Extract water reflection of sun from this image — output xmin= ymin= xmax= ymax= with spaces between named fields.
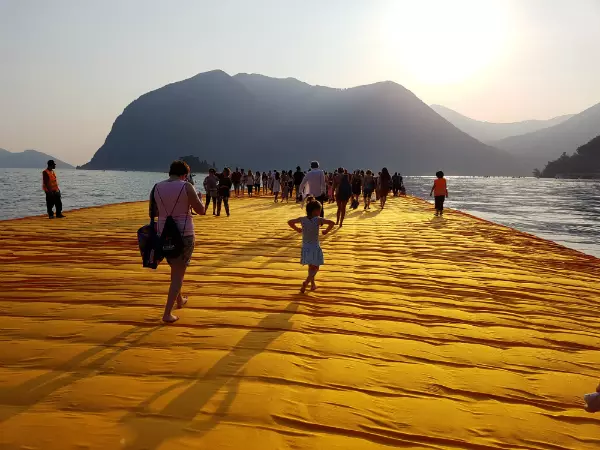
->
xmin=378 ymin=0 xmax=511 ymax=85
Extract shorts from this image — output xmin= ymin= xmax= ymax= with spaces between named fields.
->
xmin=233 ymin=183 xmax=240 ymax=190
xmin=363 ymin=189 xmax=373 ymax=197
xmin=166 ymin=236 xmax=195 ymax=267
xmin=352 ymin=185 xmax=361 ymax=195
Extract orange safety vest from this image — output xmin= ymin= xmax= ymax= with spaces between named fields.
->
xmin=43 ymin=169 xmax=59 ymax=192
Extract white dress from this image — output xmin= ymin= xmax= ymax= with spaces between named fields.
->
xmin=300 ymin=216 xmax=324 ymax=266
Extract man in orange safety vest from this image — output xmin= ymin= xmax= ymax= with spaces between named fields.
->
xmin=42 ymin=160 xmax=64 ymax=219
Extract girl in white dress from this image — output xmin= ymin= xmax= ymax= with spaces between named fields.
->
xmin=288 ymin=197 xmax=335 ymax=293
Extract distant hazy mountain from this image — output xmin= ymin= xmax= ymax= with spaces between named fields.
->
xmin=0 ymin=149 xmax=74 ymax=169
xmin=492 ymin=102 xmax=600 ymax=168
xmin=81 ymin=70 xmax=522 ymax=175
xmin=430 ymin=104 xmax=574 ymax=143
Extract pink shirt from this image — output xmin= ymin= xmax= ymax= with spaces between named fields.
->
xmin=153 ymin=180 xmax=194 ymax=237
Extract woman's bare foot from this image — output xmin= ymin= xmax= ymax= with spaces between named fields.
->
xmin=175 ymin=296 xmax=188 ymax=310
xmin=310 ymin=283 xmax=317 ymax=291
xmin=162 ymin=314 xmax=179 ymax=324
xmin=300 ymin=281 xmax=308 ymax=293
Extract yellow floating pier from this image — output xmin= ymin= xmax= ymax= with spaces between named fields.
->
xmin=1 ymin=196 xmax=599 ymax=449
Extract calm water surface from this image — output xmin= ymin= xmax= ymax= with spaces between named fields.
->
xmin=2 ymin=169 xmax=600 ymax=257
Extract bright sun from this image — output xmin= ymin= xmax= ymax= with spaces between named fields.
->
xmin=380 ymin=0 xmax=510 ymax=85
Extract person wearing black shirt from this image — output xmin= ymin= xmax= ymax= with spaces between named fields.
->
xmin=216 ymin=168 xmax=233 ymax=217
xmin=293 ymin=166 xmax=304 ymax=202
xmin=231 ymin=168 xmax=242 ymax=198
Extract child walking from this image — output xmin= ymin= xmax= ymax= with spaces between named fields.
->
xmin=430 ymin=170 xmax=448 ymax=216
xmin=288 ymin=197 xmax=335 ymax=293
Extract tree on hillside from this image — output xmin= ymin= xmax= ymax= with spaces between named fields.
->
xmin=540 ymin=136 xmax=600 ymax=178
xmin=532 ymin=168 xmax=541 ymax=178
xmin=179 ymin=155 xmax=215 ymax=173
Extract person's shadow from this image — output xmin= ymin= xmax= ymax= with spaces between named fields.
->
xmin=358 ymin=209 xmax=382 ymax=220
xmin=346 ymin=209 xmax=363 ymax=218
xmin=121 ymin=300 xmax=300 ymax=450
xmin=0 ymin=325 xmax=161 ymax=424
xmin=430 ymin=215 xmax=447 ymax=229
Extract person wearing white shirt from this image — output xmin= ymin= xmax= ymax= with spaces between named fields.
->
xmin=299 ymin=161 xmax=327 ymax=217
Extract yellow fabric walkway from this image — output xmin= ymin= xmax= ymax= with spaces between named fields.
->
xmin=1 ymin=196 xmax=599 ymax=449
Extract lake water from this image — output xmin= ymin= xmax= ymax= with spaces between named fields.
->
xmin=2 ymin=168 xmax=600 ymax=258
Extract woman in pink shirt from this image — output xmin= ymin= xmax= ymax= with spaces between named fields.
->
xmin=151 ymin=160 xmax=205 ymax=323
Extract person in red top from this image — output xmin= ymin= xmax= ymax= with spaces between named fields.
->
xmin=430 ymin=170 xmax=448 ymax=216
xmin=42 ymin=160 xmax=64 ymax=219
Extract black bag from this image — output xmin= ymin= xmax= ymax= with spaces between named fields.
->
xmin=155 ymin=184 xmax=188 ymax=259
xmin=138 ymin=185 xmax=162 ymax=269
xmin=138 ymin=223 xmax=160 ymax=269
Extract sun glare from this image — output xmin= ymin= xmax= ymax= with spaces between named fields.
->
xmin=379 ymin=0 xmax=510 ymax=85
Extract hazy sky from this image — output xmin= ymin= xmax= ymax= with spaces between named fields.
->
xmin=1 ymin=0 xmax=599 ymax=165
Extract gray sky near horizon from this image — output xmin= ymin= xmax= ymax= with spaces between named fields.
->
xmin=1 ymin=0 xmax=600 ymax=165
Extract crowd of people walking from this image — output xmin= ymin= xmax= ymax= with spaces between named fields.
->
xmin=38 ymin=158 xmax=448 ymax=323
xmin=201 ymin=163 xmax=408 ymax=225
xmin=141 ymin=160 xmax=439 ymax=322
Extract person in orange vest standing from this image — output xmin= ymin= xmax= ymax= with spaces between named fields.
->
xmin=430 ymin=170 xmax=449 ymax=217
xmin=43 ymin=160 xmax=64 ymax=219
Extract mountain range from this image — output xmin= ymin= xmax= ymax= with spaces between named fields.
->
xmin=430 ymin=104 xmax=574 ymax=143
xmin=492 ymin=102 xmax=600 ymax=168
xmin=435 ymin=103 xmax=600 ymax=170
xmin=81 ymin=70 xmax=522 ymax=175
xmin=0 ymin=149 xmax=74 ymax=169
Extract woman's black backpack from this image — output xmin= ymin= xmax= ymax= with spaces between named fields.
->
xmin=154 ymin=184 xmax=188 ymax=258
